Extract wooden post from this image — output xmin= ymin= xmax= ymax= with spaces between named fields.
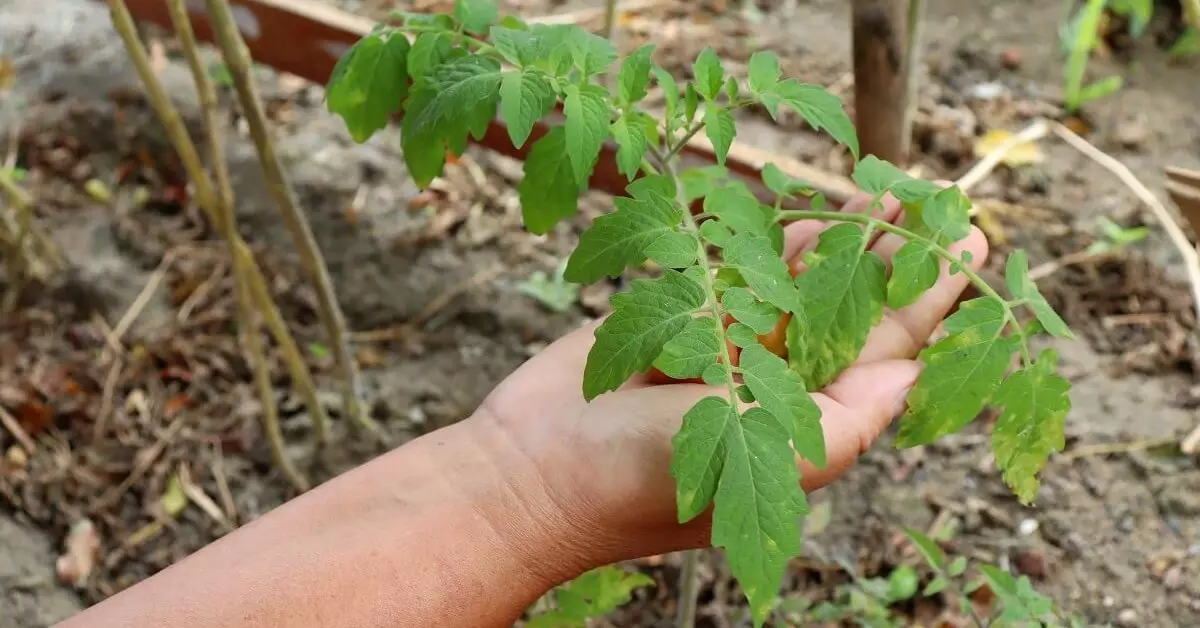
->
xmin=850 ymin=0 xmax=911 ymax=165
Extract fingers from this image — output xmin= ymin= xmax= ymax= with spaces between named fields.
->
xmin=798 ymin=359 xmax=920 ymax=492
xmin=856 ymin=226 xmax=989 ymax=362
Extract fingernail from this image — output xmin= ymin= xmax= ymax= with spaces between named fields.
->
xmin=892 ymin=386 xmax=914 ymax=417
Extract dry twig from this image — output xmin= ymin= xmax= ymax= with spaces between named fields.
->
xmin=204 ymin=0 xmax=385 ymax=445
xmin=0 ymin=405 xmax=36 ymax=453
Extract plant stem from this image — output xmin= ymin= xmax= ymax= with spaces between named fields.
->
xmin=104 ymin=0 xmax=330 ymax=458
xmin=778 ymin=209 xmax=1031 ymax=362
xmin=674 ymin=551 xmax=700 ymax=628
xmin=204 ymin=0 xmax=388 ymax=446
xmin=0 ymin=167 xmax=65 ymax=274
xmin=602 ymin=0 xmax=619 ymax=42
xmin=901 ymin=0 xmax=926 ymax=161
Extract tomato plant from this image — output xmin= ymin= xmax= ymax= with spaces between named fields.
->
xmin=324 ymin=1 xmax=1073 ymax=624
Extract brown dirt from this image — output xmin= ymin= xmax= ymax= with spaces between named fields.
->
xmin=2 ymin=0 xmax=1198 ymax=627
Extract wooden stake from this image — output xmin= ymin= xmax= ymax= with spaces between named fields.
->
xmin=850 ymin=0 xmax=911 ymax=165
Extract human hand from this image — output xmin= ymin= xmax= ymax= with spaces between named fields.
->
xmin=476 ymin=189 xmax=989 ymax=570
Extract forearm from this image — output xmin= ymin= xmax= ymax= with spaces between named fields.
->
xmin=60 ymin=413 xmax=595 ymax=628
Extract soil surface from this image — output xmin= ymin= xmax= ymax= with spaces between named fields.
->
xmin=2 ymin=0 xmax=1198 ymax=627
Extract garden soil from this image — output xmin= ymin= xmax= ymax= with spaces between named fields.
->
xmin=1 ymin=0 xmax=1198 ymax=626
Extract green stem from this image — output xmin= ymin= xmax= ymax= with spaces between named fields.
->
xmin=778 ymin=209 xmax=1032 ymax=364
xmin=399 ymin=25 xmax=498 ymax=56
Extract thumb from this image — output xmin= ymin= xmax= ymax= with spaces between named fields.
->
xmin=800 ymin=359 xmax=920 ymax=492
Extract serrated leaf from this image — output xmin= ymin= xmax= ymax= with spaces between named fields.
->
xmin=723 ymin=233 xmax=799 ymax=313
xmin=646 ymin=230 xmax=698 ymax=268
xmin=702 ymin=362 xmax=729 ymax=386
xmin=682 ymin=166 xmax=731 ymax=202
xmin=727 ymin=322 xmax=759 ymax=347
xmin=770 ymin=80 xmax=859 ymax=159
xmin=564 ymin=83 xmax=611 ymax=186
xmin=991 ymin=348 xmax=1071 ymax=504
xmin=703 ymin=183 xmax=771 ymax=236
xmin=888 ymin=241 xmax=940 ymax=309
xmin=692 ymin=47 xmax=724 ymax=100
xmin=500 ymin=69 xmax=556 ymax=148
xmin=535 ymin=565 xmax=655 ymax=626
xmin=684 ymin=83 xmax=700 ymax=121
xmin=654 ymin=317 xmax=721 ymax=379
xmin=922 ymin=185 xmax=972 ymax=242
xmin=566 ymin=28 xmax=618 ymax=77
xmin=454 ymin=0 xmax=498 ymax=34
xmin=896 ymin=298 xmax=1018 ymax=447
xmin=722 ymin=287 xmax=781 ymax=334
xmin=400 ymin=89 xmax=446 ymax=185
xmin=652 ymin=65 xmax=680 ymax=132
xmin=406 ymin=55 xmax=502 ymax=146
xmin=671 ymin=396 xmax=734 ymax=520
xmin=627 ymin=172 xmax=676 ymax=200
xmin=738 ymin=344 xmax=825 ymax=466
xmin=788 ymin=224 xmax=886 ymax=390
xmin=851 ymin=155 xmax=941 ymax=202
xmin=700 ymin=219 xmax=733 ymax=248
xmin=519 ymin=126 xmax=581 ymax=234
xmin=325 ymin=30 xmax=411 ymax=143
xmin=762 ymin=163 xmax=813 ymax=198
xmin=704 ymin=103 xmax=735 ymax=166
xmin=612 ymin=113 xmax=649 ymax=181
xmin=618 ymin=43 xmax=656 ymax=106
xmin=978 ymin=566 xmax=1055 ymax=624
xmin=1005 ymin=251 xmax=1073 ymax=339
xmin=407 ymin=32 xmax=452 ymax=83
xmin=565 ymin=183 xmax=680 ymax=283
xmin=712 ymin=407 xmax=808 ymax=626
xmin=747 ymin=51 xmax=781 ymax=95
xmin=584 ymin=270 xmax=705 ymax=399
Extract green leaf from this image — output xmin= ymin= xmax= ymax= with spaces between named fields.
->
xmin=704 ymin=103 xmax=735 ymax=166
xmin=723 ymin=232 xmax=799 ymax=313
xmin=684 ymin=83 xmax=700 ymax=121
xmin=490 ymin=24 xmax=571 ymax=73
xmin=671 ymin=396 xmax=735 ymax=521
xmin=922 ymin=185 xmax=972 ymax=242
xmin=406 ymin=55 xmax=502 ymax=147
xmin=727 ymin=322 xmax=759 ymax=348
xmin=747 ymin=51 xmax=781 ymax=95
xmin=703 ymin=183 xmax=771 ymax=236
xmin=399 ymin=89 xmax=447 ymax=186
xmin=407 ymin=32 xmax=452 ymax=82
xmin=895 ymin=297 xmax=1018 ymax=447
xmin=682 ymin=166 xmax=730 ymax=202
xmin=990 ymin=348 xmax=1071 ymax=504
xmin=712 ymin=407 xmax=808 ymax=626
xmin=583 ymin=270 xmax=705 ymax=399
xmin=902 ymin=527 xmax=946 ymax=569
xmin=722 ymin=287 xmax=781 ymax=334
xmin=948 ymin=556 xmax=968 ymax=577
xmin=652 ymin=65 xmax=681 ymax=133
xmin=499 ymin=69 xmax=556 ymax=148
xmin=978 ymin=566 xmax=1055 ymax=624
xmin=627 ymin=172 xmax=676 ymax=200
xmin=788 ymin=224 xmax=887 ymax=390
xmin=454 ymin=0 xmax=498 ymax=34
xmin=923 ymin=575 xmax=949 ymax=596
xmin=566 ymin=28 xmax=618 ymax=77
xmin=325 ymin=30 xmax=411 ymax=143
xmin=770 ymin=80 xmax=859 ymax=159
xmin=762 ymin=163 xmax=813 ymax=198
xmin=851 ymin=155 xmax=941 ymax=202
xmin=888 ymin=565 xmax=920 ymax=602
xmin=654 ymin=317 xmax=721 ymax=379
xmin=1005 ymin=251 xmax=1073 ymax=339
xmin=518 ymin=126 xmax=581 ymax=234
xmin=646 ymin=230 xmax=698 ymax=268
xmin=702 ymin=362 xmax=729 ymax=386
xmin=611 ymin=112 xmax=651 ymax=181
xmin=700 ymin=219 xmax=733 ymax=248
xmin=618 ymin=43 xmax=656 ymax=106
xmin=534 ymin=565 xmax=654 ymax=626
xmin=738 ymin=344 xmax=825 ymax=467
xmin=692 ymin=47 xmax=724 ymax=100
xmin=887 ymin=241 xmax=940 ymax=309
xmin=564 ymin=83 xmax=611 ymax=187
xmin=565 ymin=181 xmax=680 ymax=283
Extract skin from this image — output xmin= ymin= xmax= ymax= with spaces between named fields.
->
xmin=59 ymin=190 xmax=987 ymax=628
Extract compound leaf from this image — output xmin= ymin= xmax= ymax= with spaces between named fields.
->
xmin=1006 ymin=251 xmax=1074 ymax=339
xmin=692 ymin=46 xmax=724 ymax=100
xmin=565 ymin=182 xmax=681 ymax=282
xmin=564 ymin=83 xmax=611 ymax=186
xmin=723 ymin=232 xmax=799 ymax=313
xmin=712 ymin=407 xmax=808 ymax=627
xmin=896 ymin=297 xmax=1018 ymax=447
xmin=583 ymin=270 xmax=706 ymax=399
xmin=851 ymin=155 xmax=942 ymax=202
xmin=888 ymin=241 xmax=940 ymax=309
xmin=519 ymin=126 xmax=581 ymax=234
xmin=770 ymin=80 xmax=859 ymax=159
xmin=671 ymin=396 xmax=735 ymax=521
xmin=499 ymin=68 xmax=556 ymax=148
xmin=722 ymin=287 xmax=781 ymax=334
xmin=788 ymin=224 xmax=887 ymax=390
xmin=654 ymin=316 xmax=721 ymax=379
xmin=990 ymin=348 xmax=1071 ymax=504
xmin=738 ymin=344 xmax=825 ymax=467
xmin=407 ymin=32 xmax=453 ymax=81
xmin=704 ymin=103 xmax=735 ymax=165
xmin=325 ymin=30 xmax=411 ymax=143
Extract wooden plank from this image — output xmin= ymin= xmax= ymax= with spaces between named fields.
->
xmin=120 ymin=0 xmax=857 ymax=207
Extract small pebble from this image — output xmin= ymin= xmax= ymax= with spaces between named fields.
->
xmin=1001 ymin=47 xmax=1022 ymax=70
xmin=1117 ymin=608 xmax=1138 ymax=627
xmin=1018 ymin=518 xmax=1039 ymax=536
